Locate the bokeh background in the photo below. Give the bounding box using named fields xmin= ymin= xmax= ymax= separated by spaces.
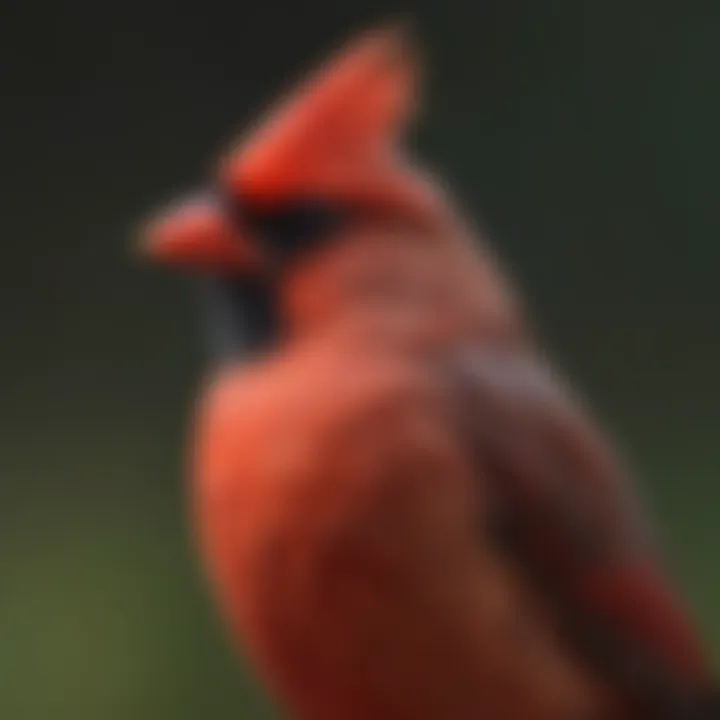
xmin=1 ymin=1 xmax=718 ymax=718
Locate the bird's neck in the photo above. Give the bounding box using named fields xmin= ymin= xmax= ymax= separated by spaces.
xmin=279 ymin=224 xmax=528 ymax=354
xmin=198 ymin=222 xmax=528 ymax=365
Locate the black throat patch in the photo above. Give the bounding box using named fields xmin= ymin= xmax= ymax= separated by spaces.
xmin=198 ymin=194 xmax=348 ymax=363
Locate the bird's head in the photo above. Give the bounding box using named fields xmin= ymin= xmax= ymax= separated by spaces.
xmin=141 ymin=25 xmax=523 ymax=359
xmin=143 ymin=25 xmax=436 ymax=271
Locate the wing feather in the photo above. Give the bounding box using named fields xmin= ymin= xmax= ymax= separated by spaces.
xmin=444 ymin=350 xmax=717 ymax=718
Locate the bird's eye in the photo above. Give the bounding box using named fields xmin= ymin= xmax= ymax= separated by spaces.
xmin=234 ymin=196 xmax=347 ymax=265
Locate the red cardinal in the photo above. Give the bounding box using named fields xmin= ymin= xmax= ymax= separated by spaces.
xmin=142 ymin=27 xmax=718 ymax=719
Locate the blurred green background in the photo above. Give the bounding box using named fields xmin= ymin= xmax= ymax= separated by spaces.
xmin=1 ymin=1 xmax=718 ymax=717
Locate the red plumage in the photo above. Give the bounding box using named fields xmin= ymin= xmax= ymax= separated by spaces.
xmin=143 ymin=26 xmax=718 ymax=719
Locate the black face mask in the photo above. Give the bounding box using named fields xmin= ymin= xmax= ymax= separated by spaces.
xmin=198 ymin=193 xmax=348 ymax=364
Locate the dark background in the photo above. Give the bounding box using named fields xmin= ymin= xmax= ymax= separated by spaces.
xmin=1 ymin=1 xmax=718 ymax=718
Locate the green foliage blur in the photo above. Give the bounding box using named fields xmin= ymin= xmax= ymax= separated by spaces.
xmin=1 ymin=1 xmax=717 ymax=718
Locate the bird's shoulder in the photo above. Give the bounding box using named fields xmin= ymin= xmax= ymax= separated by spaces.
xmin=445 ymin=348 xmax=648 ymax=551
xmin=195 ymin=339 xmax=448 ymax=497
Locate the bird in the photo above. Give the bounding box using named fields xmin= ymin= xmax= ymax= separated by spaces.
xmin=141 ymin=25 xmax=718 ymax=719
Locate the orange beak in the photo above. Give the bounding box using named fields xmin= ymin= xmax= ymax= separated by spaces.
xmin=140 ymin=193 xmax=262 ymax=273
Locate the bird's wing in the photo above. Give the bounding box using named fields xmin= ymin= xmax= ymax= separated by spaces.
xmin=444 ymin=349 xmax=717 ymax=718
